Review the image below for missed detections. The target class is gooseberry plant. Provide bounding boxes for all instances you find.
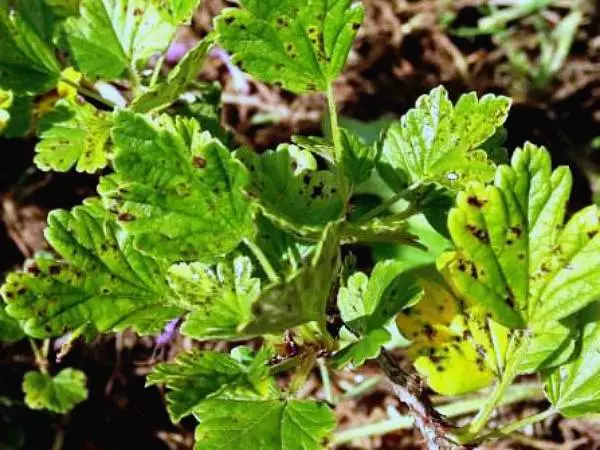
[2,1,600,449]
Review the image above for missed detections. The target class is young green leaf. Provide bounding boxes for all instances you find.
[396,274,509,395]
[241,222,340,335]
[2,200,181,338]
[147,349,273,422]
[215,0,364,93]
[0,3,61,94]
[438,143,600,329]
[99,111,255,263]
[0,304,24,342]
[193,397,335,450]
[333,260,423,368]
[169,256,260,340]
[22,368,88,414]
[545,318,600,417]
[378,86,510,190]
[64,0,176,79]
[237,145,344,235]
[35,99,112,173]
[132,37,213,112]
[519,320,577,374]
[340,128,378,185]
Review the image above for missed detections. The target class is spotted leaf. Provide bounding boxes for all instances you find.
[438,143,600,329]
[99,110,255,263]
[215,0,364,93]
[378,86,510,191]
[22,368,87,414]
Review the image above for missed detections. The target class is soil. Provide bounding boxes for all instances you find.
[2,1,600,449]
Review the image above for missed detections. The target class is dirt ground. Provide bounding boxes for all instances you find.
[2,1,600,449]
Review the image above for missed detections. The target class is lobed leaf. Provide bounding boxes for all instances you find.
[396,273,509,395]
[151,0,201,24]
[0,304,24,342]
[64,0,176,79]
[0,2,60,94]
[170,256,260,340]
[215,0,364,93]
[193,397,335,450]
[241,222,341,335]
[22,368,88,414]
[379,86,510,190]
[237,145,344,235]
[35,99,112,173]
[99,111,255,263]
[2,200,181,338]
[339,128,378,185]
[147,349,272,422]
[333,260,422,368]
[439,143,600,329]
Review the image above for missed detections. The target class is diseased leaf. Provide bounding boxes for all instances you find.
[2,200,181,338]
[132,37,213,112]
[237,145,344,235]
[438,143,600,329]
[397,273,509,395]
[0,3,60,94]
[170,256,260,340]
[193,397,335,450]
[35,99,112,173]
[340,128,378,185]
[333,261,422,367]
[64,0,176,79]
[545,318,600,417]
[147,349,273,422]
[215,0,364,93]
[341,216,421,246]
[22,368,87,414]
[241,222,340,335]
[99,111,255,263]
[0,304,24,342]
[379,86,510,190]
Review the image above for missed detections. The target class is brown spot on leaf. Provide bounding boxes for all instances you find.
[193,156,207,169]
[467,196,485,208]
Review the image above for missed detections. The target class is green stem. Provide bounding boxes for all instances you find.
[333,382,543,445]
[28,338,48,375]
[244,238,279,283]
[60,76,117,109]
[51,424,66,450]
[149,55,165,88]
[475,408,556,443]
[459,331,530,441]
[318,358,335,405]
[326,83,343,161]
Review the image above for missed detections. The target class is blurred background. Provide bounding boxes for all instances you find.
[2,1,600,449]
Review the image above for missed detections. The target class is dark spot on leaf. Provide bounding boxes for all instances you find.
[352,22,361,31]
[510,226,522,238]
[467,196,485,208]
[466,224,489,243]
[470,263,478,279]
[193,156,207,169]
[588,230,598,239]
[118,213,135,222]
[224,17,235,25]
[423,324,436,339]
[49,265,61,275]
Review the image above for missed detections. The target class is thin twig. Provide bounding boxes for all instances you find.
[376,349,462,450]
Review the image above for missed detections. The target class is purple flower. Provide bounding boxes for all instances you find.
[211,47,251,94]
[156,318,181,346]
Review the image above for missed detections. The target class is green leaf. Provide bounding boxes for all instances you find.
[379,86,510,190]
[151,0,201,24]
[45,0,81,18]
[0,3,61,94]
[341,216,421,246]
[132,37,213,112]
[340,128,378,185]
[147,349,272,422]
[35,99,112,173]
[169,256,260,340]
[545,319,600,417]
[22,368,88,414]
[99,111,255,263]
[1,93,32,137]
[439,143,600,329]
[0,304,24,342]
[241,221,340,335]
[237,145,344,235]
[396,274,508,395]
[193,397,335,450]
[64,0,177,79]
[519,320,577,374]
[2,200,181,338]
[215,0,364,94]
[333,260,422,367]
